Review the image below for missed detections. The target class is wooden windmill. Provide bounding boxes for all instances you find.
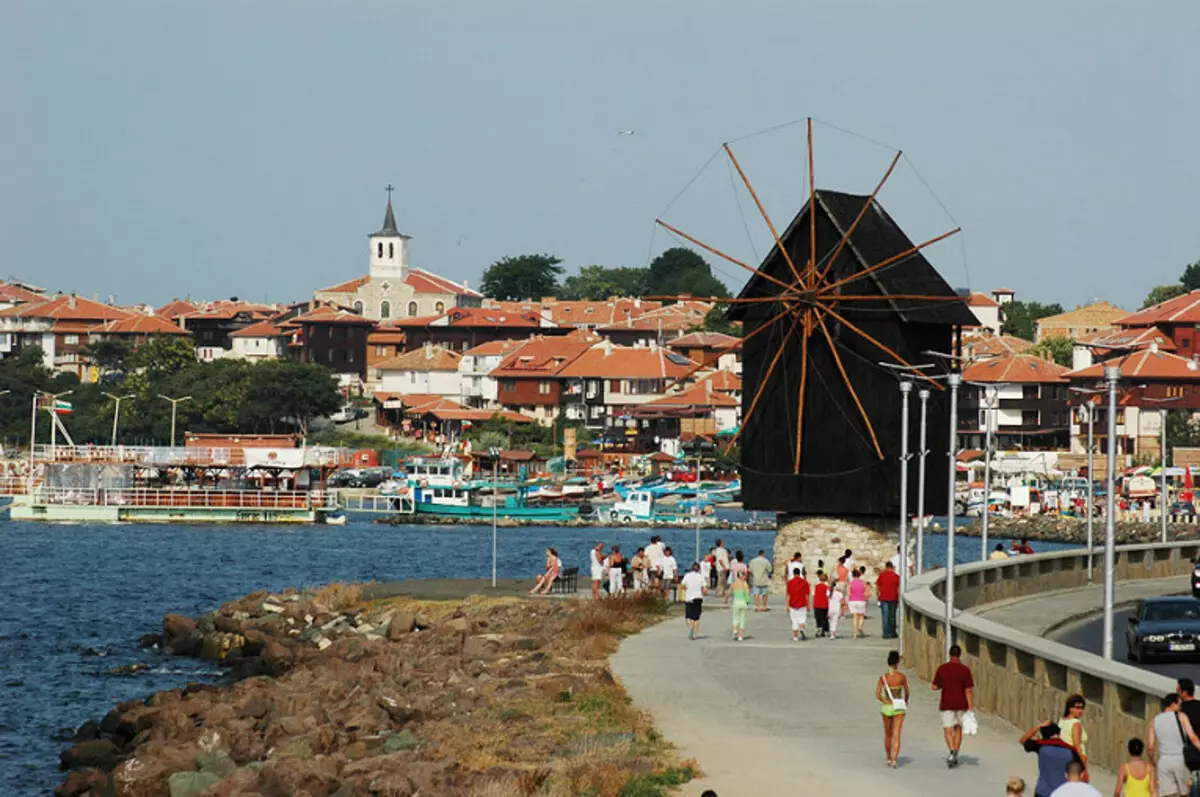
[654,120,977,516]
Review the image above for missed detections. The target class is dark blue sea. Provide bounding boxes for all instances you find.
[0,517,1076,795]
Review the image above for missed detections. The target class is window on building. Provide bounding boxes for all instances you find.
[610,379,621,393]
[203,330,215,342]
[502,380,516,393]
[435,301,445,314]
[64,334,79,345]
[378,242,383,258]
[410,372,416,384]
[354,301,364,315]
[376,345,387,357]
[380,301,391,319]
[408,301,418,317]
[347,349,354,363]
[538,381,552,395]
[327,349,334,363]
[388,242,394,259]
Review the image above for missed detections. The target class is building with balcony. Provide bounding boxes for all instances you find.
[374,344,462,398]
[959,353,1071,451]
[489,332,599,426]
[458,339,522,409]
[557,340,697,432]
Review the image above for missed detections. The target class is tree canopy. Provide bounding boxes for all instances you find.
[1142,284,1187,309]
[1028,335,1074,368]
[480,254,564,301]
[559,266,648,300]
[645,248,729,298]
[1001,300,1064,341]
[1182,261,1200,292]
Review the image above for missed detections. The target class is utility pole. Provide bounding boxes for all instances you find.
[105,393,135,447]
[158,395,192,448]
[945,372,962,659]
[1102,365,1120,660]
[980,385,998,561]
[490,446,500,588]
[916,388,930,575]
[898,378,912,654]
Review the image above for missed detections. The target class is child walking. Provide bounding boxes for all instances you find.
[828,583,847,640]
[1114,737,1151,797]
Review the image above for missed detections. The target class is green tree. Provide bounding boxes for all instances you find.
[559,265,649,300]
[480,254,564,301]
[81,340,132,376]
[1000,300,1064,341]
[1182,261,1200,292]
[645,248,729,299]
[130,336,197,379]
[695,305,739,336]
[1143,284,1187,309]
[1028,335,1074,367]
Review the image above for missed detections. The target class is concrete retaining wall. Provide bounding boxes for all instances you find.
[902,542,1200,773]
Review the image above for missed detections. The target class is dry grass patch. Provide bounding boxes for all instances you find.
[313,581,367,612]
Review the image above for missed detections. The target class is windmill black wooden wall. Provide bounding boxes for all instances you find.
[728,190,975,517]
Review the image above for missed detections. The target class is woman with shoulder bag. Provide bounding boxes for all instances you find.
[875,650,909,769]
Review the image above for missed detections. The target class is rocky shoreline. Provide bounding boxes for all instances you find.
[378,513,774,530]
[56,585,692,797]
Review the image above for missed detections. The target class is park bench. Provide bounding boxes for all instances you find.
[554,566,579,594]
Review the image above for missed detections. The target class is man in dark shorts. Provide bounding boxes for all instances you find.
[932,644,974,768]
[680,562,707,640]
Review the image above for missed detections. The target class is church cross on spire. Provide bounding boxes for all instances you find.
[375,186,403,237]
[385,184,394,198]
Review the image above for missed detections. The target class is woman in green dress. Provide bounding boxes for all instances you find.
[875,650,909,768]
[730,571,751,641]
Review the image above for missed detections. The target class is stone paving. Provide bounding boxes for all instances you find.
[613,603,1118,797]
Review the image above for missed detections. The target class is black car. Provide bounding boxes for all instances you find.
[1193,560,1200,599]
[1126,596,1200,663]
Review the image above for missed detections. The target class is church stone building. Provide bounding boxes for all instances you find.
[315,198,481,322]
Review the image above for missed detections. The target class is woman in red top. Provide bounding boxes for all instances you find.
[813,572,831,638]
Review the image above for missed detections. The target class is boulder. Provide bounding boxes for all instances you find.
[60,739,120,770]
[72,720,101,742]
[163,613,197,638]
[261,641,294,675]
[167,770,222,797]
[196,749,237,777]
[213,615,243,634]
[384,612,415,640]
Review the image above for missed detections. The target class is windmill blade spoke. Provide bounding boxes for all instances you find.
[819,227,961,294]
[661,302,793,393]
[655,219,797,294]
[825,293,968,303]
[640,295,789,304]
[820,303,944,390]
[807,118,817,293]
[793,313,811,471]
[723,143,805,287]
[812,150,903,288]
[815,312,884,459]
[722,311,801,454]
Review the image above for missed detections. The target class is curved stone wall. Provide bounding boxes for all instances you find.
[902,542,1200,772]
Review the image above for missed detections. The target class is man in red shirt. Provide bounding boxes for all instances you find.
[812,572,830,637]
[785,568,810,641]
[876,562,901,639]
[932,644,975,769]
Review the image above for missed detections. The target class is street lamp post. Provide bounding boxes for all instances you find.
[916,388,930,575]
[1140,397,1181,543]
[978,385,998,561]
[158,395,192,448]
[945,372,962,658]
[898,378,912,653]
[104,393,135,447]
[1102,365,1120,660]
[45,390,74,461]
[489,446,500,588]
[1070,388,1102,582]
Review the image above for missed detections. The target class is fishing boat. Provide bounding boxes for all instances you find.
[399,456,580,521]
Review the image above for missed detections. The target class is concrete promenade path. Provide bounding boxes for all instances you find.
[613,601,1117,796]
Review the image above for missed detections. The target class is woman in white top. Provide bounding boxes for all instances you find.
[680,562,707,640]
[606,545,625,596]
[828,583,847,640]
[590,542,605,600]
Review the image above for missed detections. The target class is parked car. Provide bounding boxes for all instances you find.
[1172,501,1197,519]
[1126,596,1200,663]
[329,406,369,424]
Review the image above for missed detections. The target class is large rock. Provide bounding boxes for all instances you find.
[167,770,221,797]
[60,739,120,770]
[55,770,108,797]
[772,515,909,594]
[386,612,416,640]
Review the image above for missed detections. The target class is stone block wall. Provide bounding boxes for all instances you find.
[772,515,912,594]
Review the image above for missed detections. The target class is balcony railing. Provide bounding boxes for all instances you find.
[30,486,336,510]
[31,444,352,468]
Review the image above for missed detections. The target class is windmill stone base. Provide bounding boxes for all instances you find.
[771,515,911,595]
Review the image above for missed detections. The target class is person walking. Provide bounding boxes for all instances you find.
[1175,677,1200,797]
[932,643,975,768]
[589,542,605,600]
[1059,695,1090,777]
[876,650,909,768]
[701,548,715,591]
[786,566,810,641]
[1149,693,1200,797]
[729,570,751,641]
[646,536,665,592]
[749,550,773,612]
[848,568,869,639]
[812,572,831,637]
[1020,721,1083,797]
[713,539,730,597]
[660,546,679,600]
[1114,738,1153,797]
[680,562,706,640]
[876,562,901,639]
[1051,760,1102,796]
[835,555,849,587]
[828,582,847,639]
[606,545,625,596]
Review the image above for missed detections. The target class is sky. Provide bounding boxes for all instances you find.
[2,2,1197,309]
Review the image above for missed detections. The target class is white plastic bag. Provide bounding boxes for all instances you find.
[962,710,979,736]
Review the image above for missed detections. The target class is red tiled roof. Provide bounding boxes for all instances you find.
[229,319,292,338]
[597,301,714,332]
[968,291,999,308]
[182,302,276,322]
[701,370,742,391]
[644,383,740,408]
[371,392,532,423]
[90,315,191,336]
[1118,290,1200,327]
[962,331,1034,361]
[490,336,597,378]
[367,325,407,344]
[462,339,524,357]
[375,346,462,371]
[963,353,1068,384]
[1068,349,1200,380]
[485,298,665,327]
[557,344,697,380]
[156,299,199,319]
[0,295,133,322]
[0,282,45,304]
[289,305,375,326]
[667,331,740,349]
[386,306,545,329]
[405,268,482,298]
[1082,326,1176,351]
[318,275,371,294]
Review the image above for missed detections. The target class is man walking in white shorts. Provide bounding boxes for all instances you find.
[932,644,974,768]
[786,566,810,642]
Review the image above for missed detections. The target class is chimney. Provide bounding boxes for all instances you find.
[425,341,433,360]
[1150,342,1159,353]
[634,298,641,308]
[462,279,469,290]
[603,338,613,357]
[67,295,76,310]
[704,379,712,396]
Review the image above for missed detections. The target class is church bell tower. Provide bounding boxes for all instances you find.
[369,188,410,282]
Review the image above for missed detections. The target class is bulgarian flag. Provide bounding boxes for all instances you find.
[53,399,72,415]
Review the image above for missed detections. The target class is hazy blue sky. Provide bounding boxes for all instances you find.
[2,2,1196,308]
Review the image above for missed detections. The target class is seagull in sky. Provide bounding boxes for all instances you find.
[617,129,636,136]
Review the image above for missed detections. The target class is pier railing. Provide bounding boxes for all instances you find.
[29,486,337,510]
[30,445,352,468]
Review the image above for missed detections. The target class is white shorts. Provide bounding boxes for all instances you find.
[848,601,867,615]
[941,710,965,728]
[789,607,807,630]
